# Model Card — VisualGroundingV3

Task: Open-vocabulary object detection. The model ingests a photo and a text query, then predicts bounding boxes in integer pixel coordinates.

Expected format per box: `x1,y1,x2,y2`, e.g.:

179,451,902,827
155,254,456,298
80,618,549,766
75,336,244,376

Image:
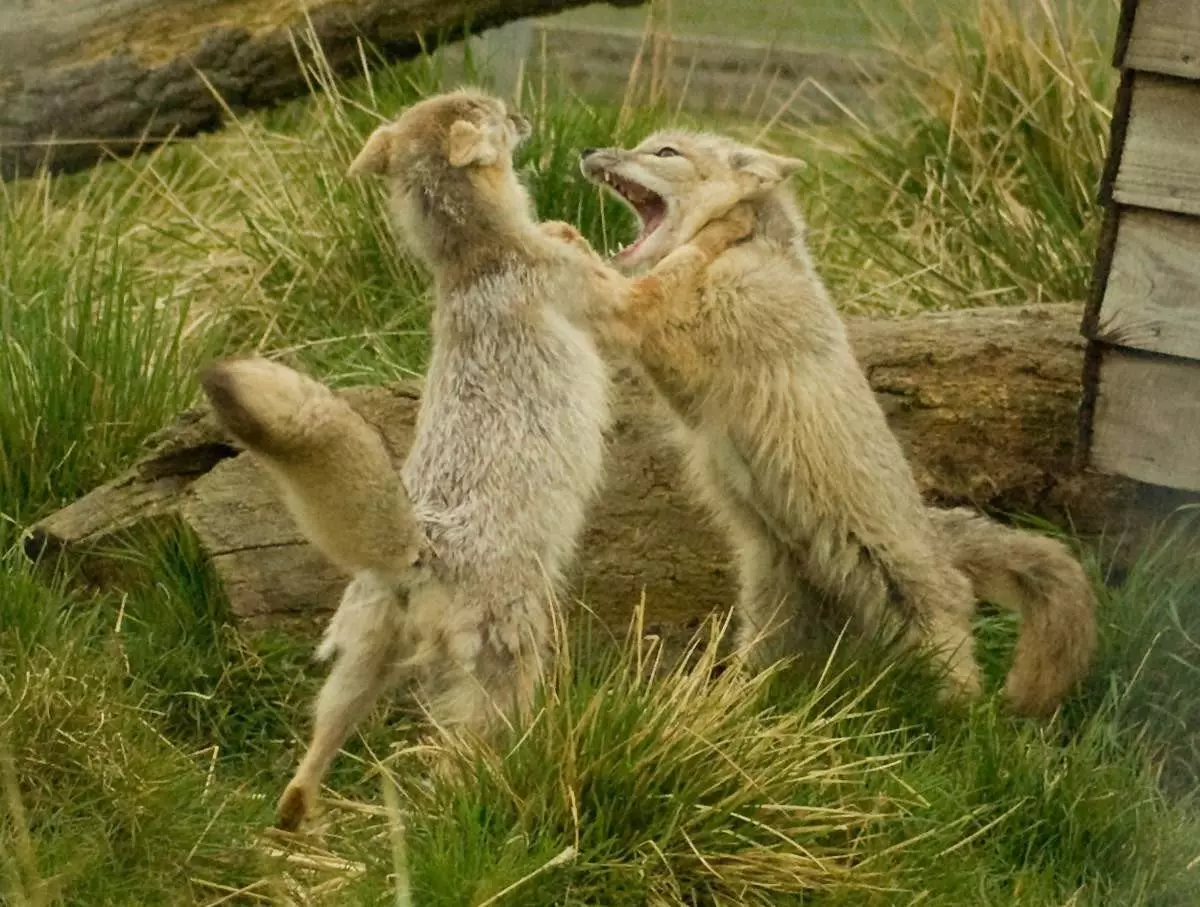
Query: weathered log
24,304,1196,633
0,0,645,179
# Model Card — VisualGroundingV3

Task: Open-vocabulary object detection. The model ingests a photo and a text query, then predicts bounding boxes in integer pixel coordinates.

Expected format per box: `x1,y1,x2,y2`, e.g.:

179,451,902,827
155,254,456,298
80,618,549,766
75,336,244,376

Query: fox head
349,88,531,180
580,131,804,271
347,89,534,257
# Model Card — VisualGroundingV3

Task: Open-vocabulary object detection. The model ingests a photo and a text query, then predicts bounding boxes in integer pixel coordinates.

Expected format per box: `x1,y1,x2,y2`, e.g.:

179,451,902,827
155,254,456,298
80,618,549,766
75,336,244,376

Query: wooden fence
1081,0,1200,492
467,20,885,120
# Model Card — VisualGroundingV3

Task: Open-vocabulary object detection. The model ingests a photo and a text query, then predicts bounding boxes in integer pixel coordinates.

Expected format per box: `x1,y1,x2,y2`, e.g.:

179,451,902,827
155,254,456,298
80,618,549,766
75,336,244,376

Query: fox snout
578,147,618,179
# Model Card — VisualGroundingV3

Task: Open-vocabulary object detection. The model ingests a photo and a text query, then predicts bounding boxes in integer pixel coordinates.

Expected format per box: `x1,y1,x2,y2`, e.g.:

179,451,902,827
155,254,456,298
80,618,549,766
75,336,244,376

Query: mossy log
0,0,645,179
25,304,1194,633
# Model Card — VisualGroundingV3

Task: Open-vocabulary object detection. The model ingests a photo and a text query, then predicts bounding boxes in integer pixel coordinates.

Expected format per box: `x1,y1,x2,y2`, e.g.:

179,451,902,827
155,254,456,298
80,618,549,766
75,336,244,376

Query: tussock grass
0,169,219,536
389,624,897,905
1,4,1198,904
5,539,1200,904
800,0,1117,313
1075,514,1200,794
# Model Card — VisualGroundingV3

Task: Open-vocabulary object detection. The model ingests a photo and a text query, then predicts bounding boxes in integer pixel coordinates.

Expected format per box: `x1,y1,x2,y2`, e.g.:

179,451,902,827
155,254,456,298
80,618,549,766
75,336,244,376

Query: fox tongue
613,211,664,262
613,197,665,260
598,171,666,261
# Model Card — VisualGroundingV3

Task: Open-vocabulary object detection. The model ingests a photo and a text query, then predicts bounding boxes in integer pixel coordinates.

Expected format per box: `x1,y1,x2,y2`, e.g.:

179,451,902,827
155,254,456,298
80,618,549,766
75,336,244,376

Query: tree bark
0,0,646,179
24,304,1195,634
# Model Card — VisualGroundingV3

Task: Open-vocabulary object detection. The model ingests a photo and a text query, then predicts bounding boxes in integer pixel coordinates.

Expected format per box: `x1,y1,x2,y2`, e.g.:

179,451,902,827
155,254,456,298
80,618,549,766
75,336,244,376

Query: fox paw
723,203,756,242
695,203,755,254
200,358,328,457
540,220,589,250
275,781,316,832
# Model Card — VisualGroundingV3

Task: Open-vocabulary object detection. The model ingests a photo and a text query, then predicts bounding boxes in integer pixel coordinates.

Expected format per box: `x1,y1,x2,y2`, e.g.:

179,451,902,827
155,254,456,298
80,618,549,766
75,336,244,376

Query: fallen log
24,304,1196,633
0,0,645,179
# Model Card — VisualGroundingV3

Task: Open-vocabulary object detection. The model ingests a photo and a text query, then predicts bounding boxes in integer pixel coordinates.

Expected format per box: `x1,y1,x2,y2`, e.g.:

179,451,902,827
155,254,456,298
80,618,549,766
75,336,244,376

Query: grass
557,0,978,49
794,0,1119,312
4,530,1200,904
2,0,1198,903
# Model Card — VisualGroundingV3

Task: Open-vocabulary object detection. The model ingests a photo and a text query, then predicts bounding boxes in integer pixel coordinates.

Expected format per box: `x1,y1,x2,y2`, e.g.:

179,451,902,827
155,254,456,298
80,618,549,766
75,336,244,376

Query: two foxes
201,89,1096,830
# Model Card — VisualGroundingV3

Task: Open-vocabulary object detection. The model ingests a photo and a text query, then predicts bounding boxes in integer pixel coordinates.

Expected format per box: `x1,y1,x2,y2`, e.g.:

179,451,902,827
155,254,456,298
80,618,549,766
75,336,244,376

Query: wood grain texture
1091,347,1200,490
31,304,1194,632
1095,207,1200,359
1121,0,1200,81
1113,73,1200,217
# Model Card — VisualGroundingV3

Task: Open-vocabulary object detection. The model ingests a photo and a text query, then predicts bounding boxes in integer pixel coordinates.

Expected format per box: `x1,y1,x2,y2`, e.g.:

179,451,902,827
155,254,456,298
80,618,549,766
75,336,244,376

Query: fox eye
654,146,681,158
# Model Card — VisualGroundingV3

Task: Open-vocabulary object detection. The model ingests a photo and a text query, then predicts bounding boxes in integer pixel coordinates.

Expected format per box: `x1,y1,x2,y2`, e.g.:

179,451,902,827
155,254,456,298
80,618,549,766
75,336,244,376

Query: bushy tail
931,508,1097,717
199,357,423,577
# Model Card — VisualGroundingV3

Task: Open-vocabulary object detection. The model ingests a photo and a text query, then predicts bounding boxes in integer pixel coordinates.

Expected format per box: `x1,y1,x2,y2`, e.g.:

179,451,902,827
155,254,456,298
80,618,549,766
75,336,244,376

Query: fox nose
580,147,597,159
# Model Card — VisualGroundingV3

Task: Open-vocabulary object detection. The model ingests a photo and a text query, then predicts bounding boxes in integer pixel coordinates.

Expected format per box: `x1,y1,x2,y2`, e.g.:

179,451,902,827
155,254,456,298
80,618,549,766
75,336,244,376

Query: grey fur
201,89,619,829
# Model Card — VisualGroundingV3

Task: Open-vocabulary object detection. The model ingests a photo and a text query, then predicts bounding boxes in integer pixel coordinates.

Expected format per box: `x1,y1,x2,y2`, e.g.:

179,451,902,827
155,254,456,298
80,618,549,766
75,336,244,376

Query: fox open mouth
594,171,666,262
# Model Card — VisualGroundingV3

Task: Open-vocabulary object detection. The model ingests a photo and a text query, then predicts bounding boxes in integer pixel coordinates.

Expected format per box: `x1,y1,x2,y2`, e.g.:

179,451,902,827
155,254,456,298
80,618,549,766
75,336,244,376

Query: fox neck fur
393,158,541,288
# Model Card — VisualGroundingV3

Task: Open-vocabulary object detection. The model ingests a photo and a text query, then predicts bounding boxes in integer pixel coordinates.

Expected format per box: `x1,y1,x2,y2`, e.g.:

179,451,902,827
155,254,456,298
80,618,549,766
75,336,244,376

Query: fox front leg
535,221,641,341
620,203,755,335
539,220,596,256
543,220,639,317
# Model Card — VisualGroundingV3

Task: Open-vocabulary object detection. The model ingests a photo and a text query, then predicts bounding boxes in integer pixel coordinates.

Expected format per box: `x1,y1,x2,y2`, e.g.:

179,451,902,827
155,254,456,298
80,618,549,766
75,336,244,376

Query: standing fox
572,130,1097,716
202,89,620,831
199,92,742,831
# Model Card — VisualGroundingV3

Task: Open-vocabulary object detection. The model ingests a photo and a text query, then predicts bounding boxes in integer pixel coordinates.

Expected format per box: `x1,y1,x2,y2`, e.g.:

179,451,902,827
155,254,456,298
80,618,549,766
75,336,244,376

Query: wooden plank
1113,73,1200,217
1121,0,1200,81
1090,348,1200,491
1112,0,1141,70
1095,207,1200,360
1098,69,1135,207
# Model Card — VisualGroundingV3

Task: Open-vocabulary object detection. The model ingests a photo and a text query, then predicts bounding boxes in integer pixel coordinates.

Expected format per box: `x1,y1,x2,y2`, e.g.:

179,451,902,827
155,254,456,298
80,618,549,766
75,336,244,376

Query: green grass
794,0,1119,312
3,2,1199,904
4,529,1200,904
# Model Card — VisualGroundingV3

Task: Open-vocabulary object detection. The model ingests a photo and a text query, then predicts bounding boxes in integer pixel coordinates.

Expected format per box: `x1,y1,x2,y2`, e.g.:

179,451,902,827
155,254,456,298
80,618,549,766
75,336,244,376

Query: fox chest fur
402,264,610,586
656,238,931,602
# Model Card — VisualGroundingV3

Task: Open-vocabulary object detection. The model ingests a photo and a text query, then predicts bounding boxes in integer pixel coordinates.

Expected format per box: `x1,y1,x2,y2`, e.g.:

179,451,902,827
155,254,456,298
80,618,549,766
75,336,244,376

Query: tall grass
802,0,1117,312
0,166,220,538
113,33,661,387
4,538,1200,904
0,533,307,905
2,5,1199,905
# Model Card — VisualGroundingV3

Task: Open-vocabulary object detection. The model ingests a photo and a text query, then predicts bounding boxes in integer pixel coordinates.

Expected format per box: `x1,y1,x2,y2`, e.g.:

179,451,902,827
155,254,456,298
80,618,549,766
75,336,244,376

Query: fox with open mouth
575,129,1097,718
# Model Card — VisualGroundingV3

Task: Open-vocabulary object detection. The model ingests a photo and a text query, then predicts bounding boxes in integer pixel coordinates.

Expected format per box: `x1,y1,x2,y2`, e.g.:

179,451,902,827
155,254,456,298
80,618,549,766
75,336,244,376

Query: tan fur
577,130,1097,716
200,90,635,831
200,358,449,831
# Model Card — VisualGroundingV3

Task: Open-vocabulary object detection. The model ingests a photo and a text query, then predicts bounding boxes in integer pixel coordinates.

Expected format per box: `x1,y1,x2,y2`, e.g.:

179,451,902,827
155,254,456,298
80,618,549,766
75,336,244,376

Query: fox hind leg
277,576,406,831
901,570,983,706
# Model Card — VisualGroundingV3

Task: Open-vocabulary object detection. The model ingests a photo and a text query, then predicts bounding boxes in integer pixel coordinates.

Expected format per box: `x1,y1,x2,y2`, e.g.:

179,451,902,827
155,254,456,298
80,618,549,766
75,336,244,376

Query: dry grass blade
794,0,1117,313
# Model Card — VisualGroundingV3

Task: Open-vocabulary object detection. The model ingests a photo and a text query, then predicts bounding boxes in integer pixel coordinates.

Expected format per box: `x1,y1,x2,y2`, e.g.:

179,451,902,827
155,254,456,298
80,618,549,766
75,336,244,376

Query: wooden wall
1081,0,1200,491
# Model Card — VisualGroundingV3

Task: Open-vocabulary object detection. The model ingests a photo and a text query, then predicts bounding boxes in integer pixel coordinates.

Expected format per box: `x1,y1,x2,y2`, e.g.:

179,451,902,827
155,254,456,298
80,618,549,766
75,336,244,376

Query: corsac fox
569,129,1096,717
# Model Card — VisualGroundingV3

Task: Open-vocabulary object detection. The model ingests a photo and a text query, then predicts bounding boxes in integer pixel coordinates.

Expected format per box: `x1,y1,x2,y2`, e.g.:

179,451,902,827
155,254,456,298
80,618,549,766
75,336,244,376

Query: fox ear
447,119,499,168
348,125,394,178
730,148,805,192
